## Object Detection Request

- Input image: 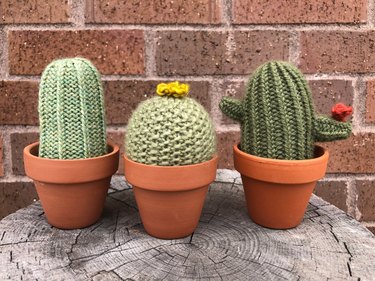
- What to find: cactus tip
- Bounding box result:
[156,81,190,98]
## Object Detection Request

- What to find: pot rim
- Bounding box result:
[24,142,120,184]
[234,144,328,166]
[233,144,329,184]
[124,154,218,191]
[24,142,119,163]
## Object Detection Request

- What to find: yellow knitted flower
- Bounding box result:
[156,81,189,98]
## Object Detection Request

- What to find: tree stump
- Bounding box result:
[1,175,375,280]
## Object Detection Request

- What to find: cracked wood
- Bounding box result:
[0,177,375,280]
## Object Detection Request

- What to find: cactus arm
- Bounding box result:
[219,97,244,122]
[313,115,352,142]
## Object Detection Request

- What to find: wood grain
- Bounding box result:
[1,176,374,280]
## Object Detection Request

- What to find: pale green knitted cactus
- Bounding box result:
[125,82,216,166]
[220,61,352,160]
[38,58,107,159]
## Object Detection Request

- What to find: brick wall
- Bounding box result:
[0,1,374,233]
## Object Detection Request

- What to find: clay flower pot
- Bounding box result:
[23,142,119,229]
[234,144,329,229]
[124,155,218,239]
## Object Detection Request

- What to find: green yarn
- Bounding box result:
[38,58,107,159]
[220,61,352,160]
[126,96,216,166]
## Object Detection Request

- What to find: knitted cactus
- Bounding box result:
[38,58,107,159]
[125,82,216,166]
[220,61,352,160]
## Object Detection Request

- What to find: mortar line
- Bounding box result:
[0,28,3,79]
[144,28,157,77]
[3,24,373,32]
[2,75,40,81]
[319,176,355,182]
[353,125,375,133]
[69,0,86,27]
[6,73,375,82]
[0,27,8,79]
[0,175,33,183]
[0,125,39,133]
[346,178,357,218]
[322,174,375,180]
[64,23,373,31]
[215,124,240,132]
[209,79,224,128]
[352,77,366,134]
[288,31,300,65]
[81,24,369,31]
[353,181,363,221]
[224,30,235,65]
[1,129,14,181]
[367,0,375,28]
[222,0,232,27]
[0,125,130,133]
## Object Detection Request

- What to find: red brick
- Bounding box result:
[219,79,353,125]
[366,80,375,123]
[0,182,38,219]
[9,30,144,75]
[314,181,348,212]
[0,81,39,125]
[356,180,375,221]
[233,0,367,24]
[85,0,221,24]
[11,133,39,176]
[300,31,375,73]
[0,135,4,177]
[318,133,375,174]
[309,80,354,116]
[0,0,70,24]
[105,80,211,125]
[156,31,290,76]
[217,131,240,169]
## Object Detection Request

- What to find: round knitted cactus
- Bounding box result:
[38,58,107,159]
[125,82,216,166]
[220,61,352,160]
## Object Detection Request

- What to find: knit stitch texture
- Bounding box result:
[38,58,107,159]
[126,95,216,166]
[220,61,352,160]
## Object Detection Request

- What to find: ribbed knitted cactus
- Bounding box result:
[220,61,352,160]
[38,58,107,159]
[125,82,216,166]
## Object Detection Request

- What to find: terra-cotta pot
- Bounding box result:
[124,155,218,239]
[23,142,119,229]
[233,144,329,229]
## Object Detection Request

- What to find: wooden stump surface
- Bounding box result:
[1,175,375,280]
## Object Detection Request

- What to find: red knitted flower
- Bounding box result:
[331,103,353,122]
